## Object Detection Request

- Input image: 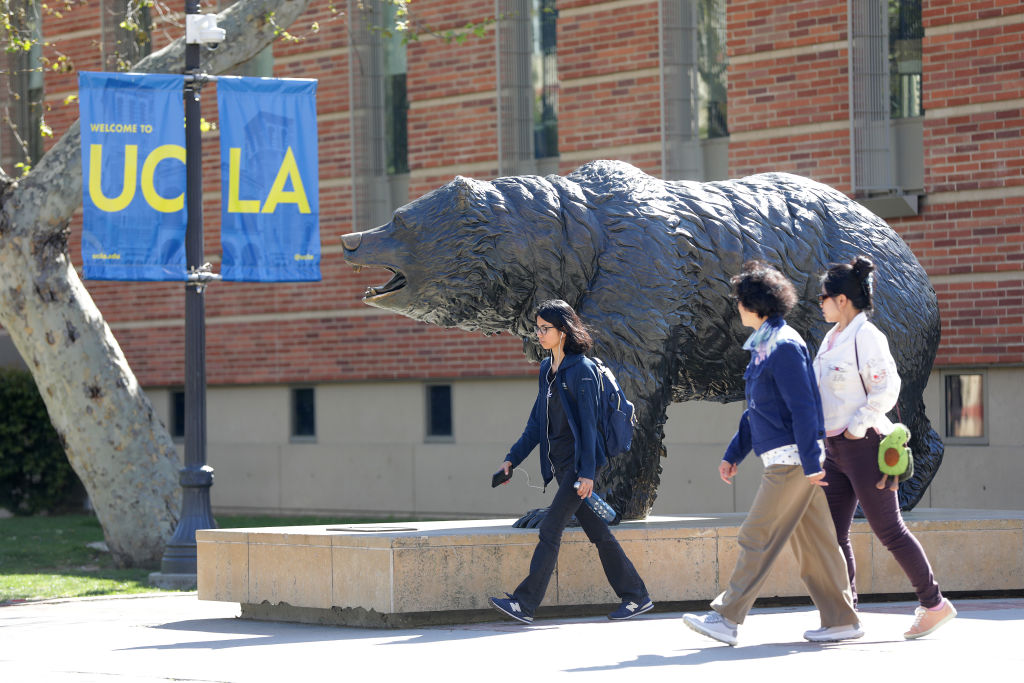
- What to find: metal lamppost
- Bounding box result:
[150,3,223,588]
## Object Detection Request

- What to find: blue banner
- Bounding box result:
[217,77,320,282]
[79,72,187,281]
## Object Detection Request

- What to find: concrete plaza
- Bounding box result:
[1,592,1020,682]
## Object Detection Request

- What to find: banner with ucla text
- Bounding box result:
[79,72,187,281]
[217,77,320,282]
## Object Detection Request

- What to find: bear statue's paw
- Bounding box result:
[512,508,548,528]
[510,507,620,528]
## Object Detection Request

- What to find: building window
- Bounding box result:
[849,0,893,194]
[233,47,274,78]
[943,372,986,444]
[497,0,531,177]
[383,4,408,176]
[531,0,558,162]
[107,0,152,71]
[171,389,187,438]
[3,0,44,172]
[291,387,316,440]
[348,0,409,229]
[660,0,728,181]
[698,0,728,140]
[426,384,453,440]
[849,0,922,216]
[889,0,922,119]
[170,390,185,440]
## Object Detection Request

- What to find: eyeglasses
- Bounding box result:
[534,324,555,336]
[817,293,833,303]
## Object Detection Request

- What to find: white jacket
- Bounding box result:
[813,312,900,438]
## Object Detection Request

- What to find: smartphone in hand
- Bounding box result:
[491,468,513,488]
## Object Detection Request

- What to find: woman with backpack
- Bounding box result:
[683,261,860,646]
[488,299,653,624]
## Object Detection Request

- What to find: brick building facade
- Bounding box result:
[2,0,1021,517]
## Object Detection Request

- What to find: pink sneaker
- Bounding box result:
[904,598,956,639]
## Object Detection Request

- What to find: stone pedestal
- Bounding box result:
[197,510,1024,627]
[148,572,198,590]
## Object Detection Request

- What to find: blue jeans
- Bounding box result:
[511,468,648,615]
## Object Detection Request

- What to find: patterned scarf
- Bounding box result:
[742,316,784,366]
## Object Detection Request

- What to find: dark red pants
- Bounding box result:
[823,431,943,608]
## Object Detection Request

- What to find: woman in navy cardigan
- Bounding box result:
[488,299,651,624]
[683,261,860,646]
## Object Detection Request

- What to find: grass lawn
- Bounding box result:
[0,512,394,604]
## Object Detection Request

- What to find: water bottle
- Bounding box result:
[574,482,618,522]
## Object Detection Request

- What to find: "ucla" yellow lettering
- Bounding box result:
[88,144,311,215]
[88,144,185,213]
[228,146,311,214]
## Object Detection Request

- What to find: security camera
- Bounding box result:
[186,14,226,45]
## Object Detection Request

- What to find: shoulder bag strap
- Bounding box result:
[854,333,868,396]
[854,326,902,422]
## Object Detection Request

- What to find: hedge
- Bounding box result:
[0,368,81,515]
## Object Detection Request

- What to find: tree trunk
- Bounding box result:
[0,0,313,567]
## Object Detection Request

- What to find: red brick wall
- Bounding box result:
[931,279,1024,365]
[729,0,1024,367]
[406,0,500,178]
[557,1,662,175]
[9,0,1023,389]
[727,0,852,189]
[915,1,1024,366]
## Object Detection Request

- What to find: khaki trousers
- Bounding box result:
[712,464,858,627]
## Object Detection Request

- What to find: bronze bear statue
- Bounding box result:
[341,160,943,519]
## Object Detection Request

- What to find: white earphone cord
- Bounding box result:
[510,468,545,490]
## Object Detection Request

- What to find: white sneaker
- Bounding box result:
[803,623,865,642]
[683,611,738,646]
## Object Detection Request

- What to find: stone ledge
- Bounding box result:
[197,509,1024,627]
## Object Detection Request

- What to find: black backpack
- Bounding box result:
[590,357,637,458]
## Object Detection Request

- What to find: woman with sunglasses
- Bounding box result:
[814,256,956,639]
[684,261,860,646]
[488,299,652,624]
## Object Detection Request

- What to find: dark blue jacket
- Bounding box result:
[504,352,605,485]
[723,317,826,476]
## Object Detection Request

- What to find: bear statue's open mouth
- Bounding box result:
[364,266,407,300]
[341,231,408,302]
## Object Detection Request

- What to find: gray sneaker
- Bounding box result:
[683,611,738,646]
[803,623,864,642]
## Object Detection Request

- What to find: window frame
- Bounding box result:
[888,0,923,120]
[4,0,44,170]
[424,383,455,443]
[940,370,988,446]
[347,0,409,228]
[290,386,317,443]
[697,0,729,141]
[170,389,185,442]
[848,0,922,217]
[531,0,560,164]
[659,0,729,181]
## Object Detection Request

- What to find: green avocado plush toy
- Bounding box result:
[876,423,913,490]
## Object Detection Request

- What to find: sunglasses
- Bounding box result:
[817,293,833,303]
